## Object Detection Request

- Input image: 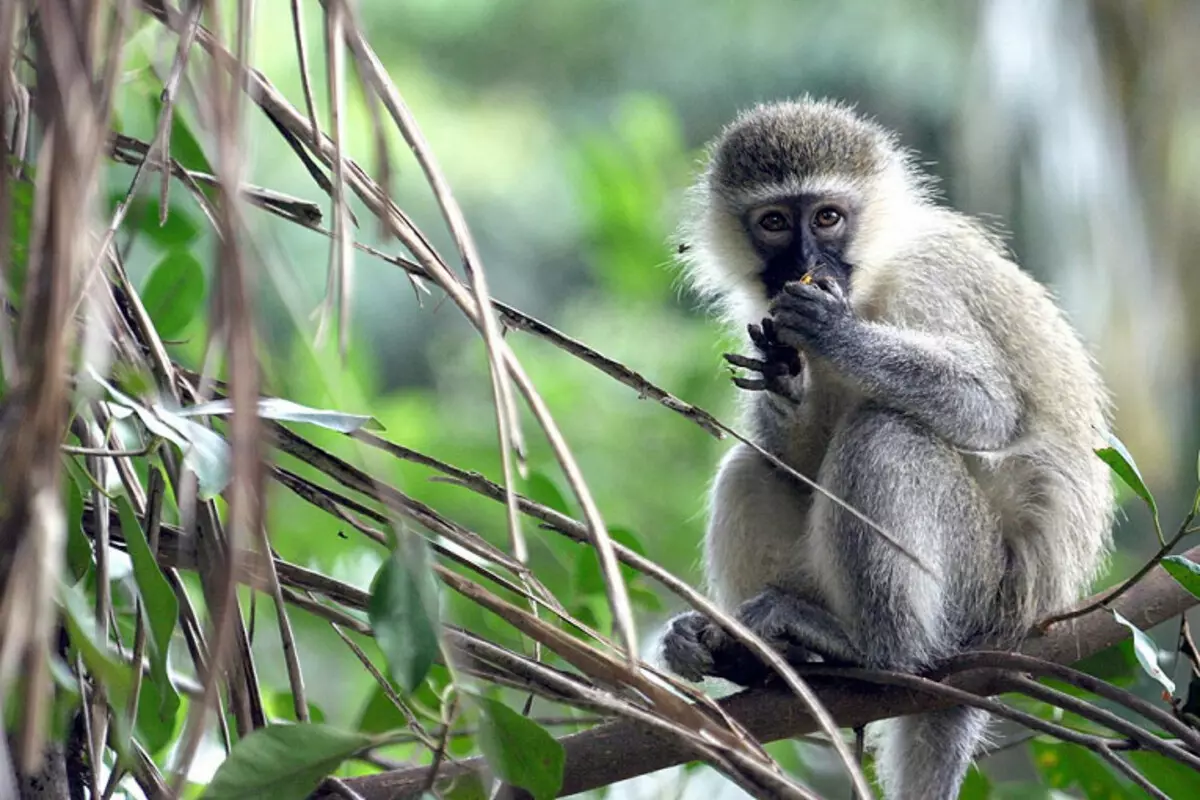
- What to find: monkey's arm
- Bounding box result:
[772,281,1020,451]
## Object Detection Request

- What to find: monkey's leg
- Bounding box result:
[661,444,819,685]
[810,405,1003,800]
[806,405,1003,668]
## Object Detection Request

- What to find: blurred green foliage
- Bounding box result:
[17,0,1196,797]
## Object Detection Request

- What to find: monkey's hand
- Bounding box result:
[769,276,855,358]
[724,318,805,404]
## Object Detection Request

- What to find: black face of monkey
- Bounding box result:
[743,194,856,299]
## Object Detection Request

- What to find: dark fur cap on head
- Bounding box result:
[708,99,905,204]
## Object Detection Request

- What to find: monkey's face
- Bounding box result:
[742,195,856,299]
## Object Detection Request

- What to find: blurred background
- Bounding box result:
[109,0,1200,796]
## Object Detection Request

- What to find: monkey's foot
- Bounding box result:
[661,610,783,686]
[736,588,862,666]
[661,611,756,683]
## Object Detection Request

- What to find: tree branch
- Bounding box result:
[313,544,1200,799]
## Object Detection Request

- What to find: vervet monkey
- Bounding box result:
[660,98,1113,799]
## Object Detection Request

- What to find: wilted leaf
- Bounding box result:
[1163,555,1200,599]
[173,397,383,433]
[368,539,440,694]
[1112,610,1175,695]
[115,492,180,732]
[140,250,205,338]
[473,695,564,800]
[201,724,371,800]
[1096,433,1158,520]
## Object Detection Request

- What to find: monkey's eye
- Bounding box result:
[813,207,844,229]
[757,210,791,233]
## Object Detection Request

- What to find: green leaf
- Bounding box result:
[1127,751,1200,797]
[140,250,205,338]
[959,764,991,800]
[115,492,180,734]
[201,724,371,800]
[522,472,572,516]
[1163,555,1200,599]
[1111,610,1175,696]
[368,539,440,694]
[64,473,92,581]
[356,664,449,734]
[442,775,488,800]
[173,397,383,433]
[91,370,231,499]
[6,175,33,301]
[135,673,182,755]
[472,695,564,800]
[574,526,645,595]
[1031,740,1133,798]
[108,192,201,249]
[1096,433,1158,520]
[59,581,135,757]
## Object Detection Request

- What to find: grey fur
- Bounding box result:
[662,98,1113,800]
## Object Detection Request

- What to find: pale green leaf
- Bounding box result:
[173,397,382,433]
[1112,610,1175,695]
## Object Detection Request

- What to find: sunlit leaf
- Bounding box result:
[1096,433,1158,520]
[201,724,371,800]
[1111,610,1175,695]
[265,691,326,725]
[368,539,440,694]
[472,694,564,800]
[173,397,383,433]
[1163,555,1200,599]
[115,492,180,735]
[140,250,205,338]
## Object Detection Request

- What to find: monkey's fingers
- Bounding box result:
[724,352,770,372]
[748,322,768,349]
[732,375,768,391]
[814,275,848,303]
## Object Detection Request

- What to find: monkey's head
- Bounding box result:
[678,98,934,324]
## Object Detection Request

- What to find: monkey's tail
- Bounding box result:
[869,707,990,800]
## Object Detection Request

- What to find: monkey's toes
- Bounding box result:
[661,613,716,682]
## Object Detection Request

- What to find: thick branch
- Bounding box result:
[315,545,1200,799]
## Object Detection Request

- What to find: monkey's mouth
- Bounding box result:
[761,253,852,298]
